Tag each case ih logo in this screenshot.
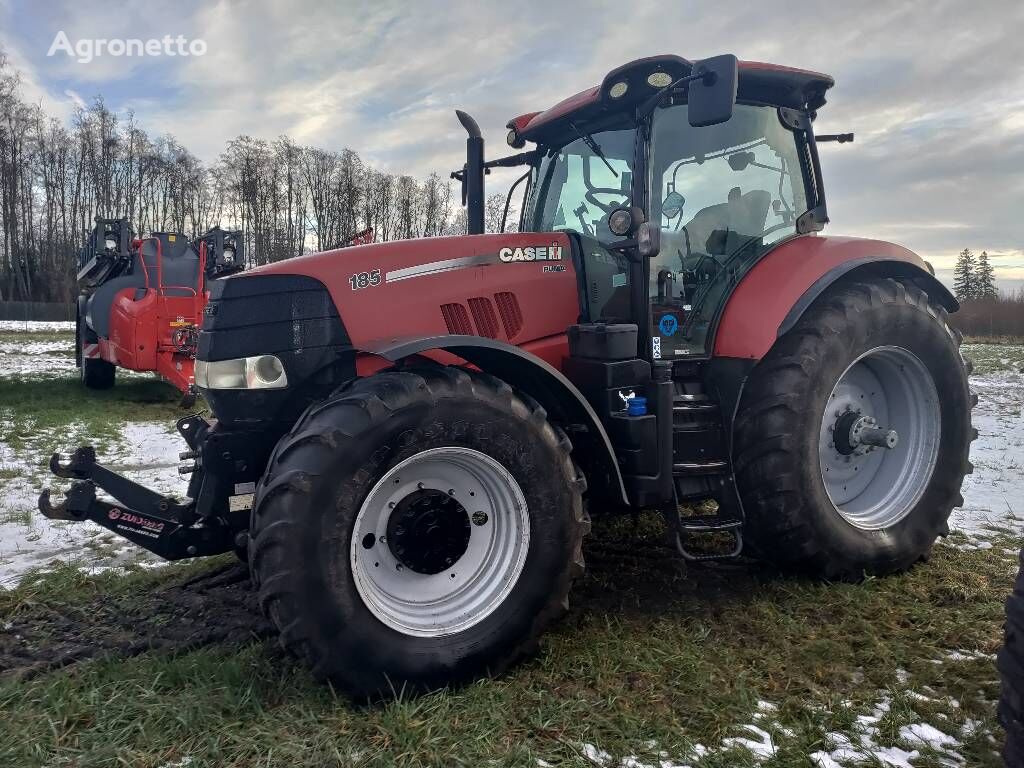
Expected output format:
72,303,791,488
498,245,564,263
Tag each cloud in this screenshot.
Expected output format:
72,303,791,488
2,0,1021,286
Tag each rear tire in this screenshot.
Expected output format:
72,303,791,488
733,277,974,579
249,366,588,698
999,546,1024,766
78,314,115,390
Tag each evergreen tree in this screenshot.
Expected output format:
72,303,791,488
976,250,998,299
953,248,977,302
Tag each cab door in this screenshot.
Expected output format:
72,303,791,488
645,103,816,360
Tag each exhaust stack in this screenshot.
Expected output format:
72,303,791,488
455,110,485,235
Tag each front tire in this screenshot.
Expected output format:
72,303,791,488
250,366,588,698
733,278,974,579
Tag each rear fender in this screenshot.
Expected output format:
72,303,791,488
714,235,957,360
776,258,956,339
359,334,629,505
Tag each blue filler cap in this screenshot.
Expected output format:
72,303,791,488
626,396,647,416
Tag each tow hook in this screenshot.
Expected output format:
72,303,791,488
38,445,237,561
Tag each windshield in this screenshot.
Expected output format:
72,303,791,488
524,129,635,238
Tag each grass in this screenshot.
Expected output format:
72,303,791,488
0,330,73,346
0,332,1016,767
961,341,1024,376
963,335,1024,347
0,519,1015,768
0,375,181,457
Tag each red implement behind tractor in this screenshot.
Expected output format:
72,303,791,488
42,54,975,699
75,219,243,392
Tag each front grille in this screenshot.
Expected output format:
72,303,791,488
199,274,348,360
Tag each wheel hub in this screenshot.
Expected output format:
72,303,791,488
350,447,531,638
833,411,899,455
387,490,471,575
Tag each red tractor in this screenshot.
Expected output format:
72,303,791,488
75,218,244,392
41,54,975,698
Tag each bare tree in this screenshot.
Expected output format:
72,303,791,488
0,49,465,301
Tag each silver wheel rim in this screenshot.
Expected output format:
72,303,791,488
350,447,530,638
818,346,941,530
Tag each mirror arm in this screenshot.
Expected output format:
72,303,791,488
637,69,709,118
484,150,541,169
816,133,854,143
500,169,531,234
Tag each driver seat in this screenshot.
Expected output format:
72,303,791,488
677,187,771,269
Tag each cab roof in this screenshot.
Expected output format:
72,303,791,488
507,55,834,144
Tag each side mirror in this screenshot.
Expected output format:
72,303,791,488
688,54,739,128
662,191,685,219
728,151,755,171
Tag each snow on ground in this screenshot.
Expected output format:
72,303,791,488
0,420,189,588
948,347,1024,537
0,349,76,378
0,320,74,333
575,685,982,767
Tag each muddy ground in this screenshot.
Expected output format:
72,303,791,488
0,562,272,681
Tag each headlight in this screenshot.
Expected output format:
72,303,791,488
195,355,288,390
105,237,117,250
222,247,235,264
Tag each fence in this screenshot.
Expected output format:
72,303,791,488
0,300,75,323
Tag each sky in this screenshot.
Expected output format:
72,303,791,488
2,0,1022,291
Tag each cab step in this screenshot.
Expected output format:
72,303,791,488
672,518,744,562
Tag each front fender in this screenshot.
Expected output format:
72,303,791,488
358,334,629,506
714,235,956,360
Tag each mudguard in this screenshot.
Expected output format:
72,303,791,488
359,334,629,505
714,235,956,360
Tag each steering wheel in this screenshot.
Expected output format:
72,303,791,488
585,188,627,213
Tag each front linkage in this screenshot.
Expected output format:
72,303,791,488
38,415,246,560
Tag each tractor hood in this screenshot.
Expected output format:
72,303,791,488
197,231,581,428
237,232,580,350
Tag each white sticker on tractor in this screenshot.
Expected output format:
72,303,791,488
498,244,563,262
652,337,662,359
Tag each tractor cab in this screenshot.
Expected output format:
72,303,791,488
509,54,834,361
